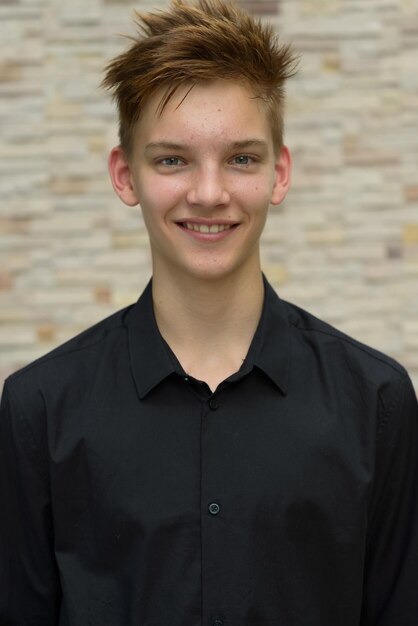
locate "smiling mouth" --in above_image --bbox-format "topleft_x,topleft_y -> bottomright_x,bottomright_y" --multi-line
181,222 -> 234,234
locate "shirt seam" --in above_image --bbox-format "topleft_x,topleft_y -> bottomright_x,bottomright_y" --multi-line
366,375 -> 407,549
7,323 -> 126,384
6,380 -> 49,481
288,318 -> 406,378
376,375 -> 405,441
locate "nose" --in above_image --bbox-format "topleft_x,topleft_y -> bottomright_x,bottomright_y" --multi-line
186,165 -> 231,208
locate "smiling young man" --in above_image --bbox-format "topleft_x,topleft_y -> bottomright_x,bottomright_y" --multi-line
108,78 -> 291,390
1,1 -> 417,625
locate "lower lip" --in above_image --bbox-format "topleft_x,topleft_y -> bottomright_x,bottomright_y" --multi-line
177,223 -> 238,242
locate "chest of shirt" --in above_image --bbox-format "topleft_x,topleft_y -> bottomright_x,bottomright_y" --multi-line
47,368 -> 374,556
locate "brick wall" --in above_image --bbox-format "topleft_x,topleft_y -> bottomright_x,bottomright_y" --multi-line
0,0 -> 417,390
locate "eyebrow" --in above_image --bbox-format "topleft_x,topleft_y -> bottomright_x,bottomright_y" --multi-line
228,140 -> 269,150
144,139 -> 269,152
145,142 -> 186,152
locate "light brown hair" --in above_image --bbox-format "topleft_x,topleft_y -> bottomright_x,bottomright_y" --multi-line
102,0 -> 298,156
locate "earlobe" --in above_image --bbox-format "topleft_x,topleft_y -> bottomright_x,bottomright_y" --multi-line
270,145 -> 292,206
108,146 -> 139,207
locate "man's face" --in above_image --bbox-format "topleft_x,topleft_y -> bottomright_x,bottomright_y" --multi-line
109,80 -> 291,283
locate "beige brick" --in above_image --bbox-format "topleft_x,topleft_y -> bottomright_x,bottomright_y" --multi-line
0,62 -> 23,82
401,0 -> 417,14
403,225 -> 418,243
37,324 -> 57,343
112,233 -> 143,249
322,55 -> 341,73
238,1 -> 279,15
46,98 -> 83,119
88,135 -> 107,152
302,0 -> 340,16
305,227 -> 345,244
94,286 -> 112,304
50,176 -> 89,195
0,326 -> 35,347
113,291 -> 142,309
262,263 -> 289,286
0,273 -> 13,290
404,187 -> 418,202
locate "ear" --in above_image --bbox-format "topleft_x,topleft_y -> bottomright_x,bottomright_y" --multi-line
270,145 -> 292,206
108,146 -> 139,207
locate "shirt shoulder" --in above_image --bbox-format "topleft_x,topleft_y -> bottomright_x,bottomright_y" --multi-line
5,303 -> 134,395
281,298 -> 408,389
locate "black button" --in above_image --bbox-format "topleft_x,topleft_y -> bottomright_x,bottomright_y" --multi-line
208,398 -> 219,410
208,502 -> 220,515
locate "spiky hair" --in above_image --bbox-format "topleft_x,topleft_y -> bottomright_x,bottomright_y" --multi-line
102,0 -> 298,155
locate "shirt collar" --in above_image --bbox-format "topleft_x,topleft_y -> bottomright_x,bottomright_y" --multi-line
125,279 -> 179,399
125,275 -> 291,399
250,275 -> 291,395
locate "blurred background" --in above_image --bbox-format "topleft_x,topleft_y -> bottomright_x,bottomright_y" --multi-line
0,0 -> 417,390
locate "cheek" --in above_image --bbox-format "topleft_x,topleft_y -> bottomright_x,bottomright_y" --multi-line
237,179 -> 272,210
144,175 -> 187,205
136,182 -> 179,216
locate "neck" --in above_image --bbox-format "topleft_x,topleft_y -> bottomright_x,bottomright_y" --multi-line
152,264 -> 264,390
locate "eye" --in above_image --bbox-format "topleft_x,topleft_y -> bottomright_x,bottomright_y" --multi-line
158,156 -> 185,167
231,154 -> 254,167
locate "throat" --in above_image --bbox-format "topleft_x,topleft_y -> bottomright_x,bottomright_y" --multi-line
151,267 -> 265,390
181,353 -> 247,393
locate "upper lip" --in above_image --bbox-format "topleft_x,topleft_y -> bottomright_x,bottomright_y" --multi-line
176,218 -> 238,226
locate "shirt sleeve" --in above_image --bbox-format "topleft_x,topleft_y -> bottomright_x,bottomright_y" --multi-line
0,379 -> 61,625
361,372 -> 418,625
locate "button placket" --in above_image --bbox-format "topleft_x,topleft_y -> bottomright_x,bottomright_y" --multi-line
201,391 -> 228,625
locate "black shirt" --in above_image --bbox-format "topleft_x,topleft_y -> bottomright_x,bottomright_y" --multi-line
1,277 -> 417,626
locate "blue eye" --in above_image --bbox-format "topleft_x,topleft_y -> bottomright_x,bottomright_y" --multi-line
232,155 -> 252,166
159,157 -> 184,167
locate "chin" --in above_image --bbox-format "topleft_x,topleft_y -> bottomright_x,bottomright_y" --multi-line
182,259 -> 248,283
155,249 -> 255,284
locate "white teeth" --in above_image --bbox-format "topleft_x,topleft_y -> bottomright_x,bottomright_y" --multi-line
184,223 -> 231,234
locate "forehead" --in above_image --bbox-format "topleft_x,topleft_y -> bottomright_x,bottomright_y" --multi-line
133,80 -> 274,148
